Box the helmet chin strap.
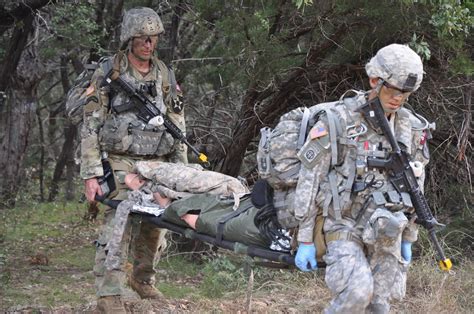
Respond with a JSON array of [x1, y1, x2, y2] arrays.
[[375, 79, 384, 94]]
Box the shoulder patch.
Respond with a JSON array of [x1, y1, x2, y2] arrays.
[[171, 96, 184, 113], [309, 126, 328, 139]]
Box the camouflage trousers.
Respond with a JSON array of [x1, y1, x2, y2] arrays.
[[93, 156, 167, 297], [323, 208, 409, 314]]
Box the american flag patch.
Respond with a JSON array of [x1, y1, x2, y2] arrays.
[[310, 126, 328, 139]]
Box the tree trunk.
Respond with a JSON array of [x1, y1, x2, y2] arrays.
[[36, 101, 46, 202], [48, 124, 77, 201], [90, 0, 124, 61], [219, 24, 349, 177], [165, 0, 185, 63], [48, 55, 79, 201], [0, 14, 40, 208]]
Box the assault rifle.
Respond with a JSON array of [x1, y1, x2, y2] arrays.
[[102, 71, 210, 167], [358, 97, 452, 271]]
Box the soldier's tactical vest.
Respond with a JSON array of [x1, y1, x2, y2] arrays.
[[261, 91, 431, 260], [98, 55, 183, 157], [313, 93, 431, 225]]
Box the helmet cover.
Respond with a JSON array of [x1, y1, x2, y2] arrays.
[[120, 7, 164, 46], [366, 44, 423, 92]]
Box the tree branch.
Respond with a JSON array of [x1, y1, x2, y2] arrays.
[[0, 0, 55, 35]]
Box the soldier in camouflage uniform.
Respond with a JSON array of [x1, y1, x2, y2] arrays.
[[293, 44, 431, 313], [80, 7, 187, 313]]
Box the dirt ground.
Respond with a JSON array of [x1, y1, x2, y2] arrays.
[[1, 203, 472, 313]]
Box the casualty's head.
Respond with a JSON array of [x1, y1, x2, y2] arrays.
[[366, 44, 424, 113], [120, 7, 164, 61]]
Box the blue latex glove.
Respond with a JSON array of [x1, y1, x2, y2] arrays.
[[401, 241, 412, 262], [295, 242, 317, 272]]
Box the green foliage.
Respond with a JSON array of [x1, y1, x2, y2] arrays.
[[158, 254, 201, 278], [0, 199, 97, 309], [429, 3, 473, 37], [52, 246, 94, 270], [425, 2, 473, 76], [158, 282, 197, 299], [409, 33, 431, 60], [183, 1, 307, 90], [293, 0, 313, 10], [41, 3, 100, 59], [1, 201, 85, 242], [450, 51, 474, 76], [200, 256, 246, 298]]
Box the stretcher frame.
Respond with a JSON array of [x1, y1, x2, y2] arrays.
[[99, 197, 326, 268]]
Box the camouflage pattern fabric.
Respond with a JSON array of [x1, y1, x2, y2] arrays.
[[294, 92, 429, 243], [104, 190, 161, 272], [257, 101, 341, 191], [293, 119, 332, 242], [101, 162, 250, 294], [82, 40, 186, 297], [292, 91, 431, 312], [365, 44, 423, 92], [323, 240, 373, 314], [80, 52, 187, 179], [120, 7, 164, 45], [135, 161, 249, 198], [92, 155, 167, 297], [363, 208, 410, 313]]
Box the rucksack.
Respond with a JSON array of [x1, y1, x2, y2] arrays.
[[65, 53, 179, 126], [255, 100, 347, 262], [256, 92, 370, 262], [256, 101, 345, 190], [65, 61, 108, 126]]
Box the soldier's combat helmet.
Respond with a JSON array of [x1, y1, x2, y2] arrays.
[[120, 7, 164, 46], [365, 44, 423, 92]]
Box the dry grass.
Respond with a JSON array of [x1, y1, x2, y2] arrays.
[[394, 258, 473, 314], [1, 201, 472, 313], [187, 255, 473, 313]]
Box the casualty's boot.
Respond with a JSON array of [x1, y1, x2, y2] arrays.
[[129, 277, 163, 299], [96, 296, 126, 313]]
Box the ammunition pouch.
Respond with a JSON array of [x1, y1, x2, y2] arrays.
[[99, 117, 175, 156]]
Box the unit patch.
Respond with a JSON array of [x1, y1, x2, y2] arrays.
[[297, 134, 329, 169]]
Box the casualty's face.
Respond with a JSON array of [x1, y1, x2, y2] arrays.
[[131, 35, 159, 61]]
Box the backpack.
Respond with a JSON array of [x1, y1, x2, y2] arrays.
[[65, 54, 179, 126], [256, 99, 354, 262], [256, 101, 345, 190]]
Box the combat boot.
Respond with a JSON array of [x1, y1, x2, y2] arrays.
[[96, 296, 126, 314], [129, 277, 163, 299]]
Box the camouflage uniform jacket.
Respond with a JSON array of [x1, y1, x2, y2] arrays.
[[80, 52, 187, 179], [294, 92, 431, 243]]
